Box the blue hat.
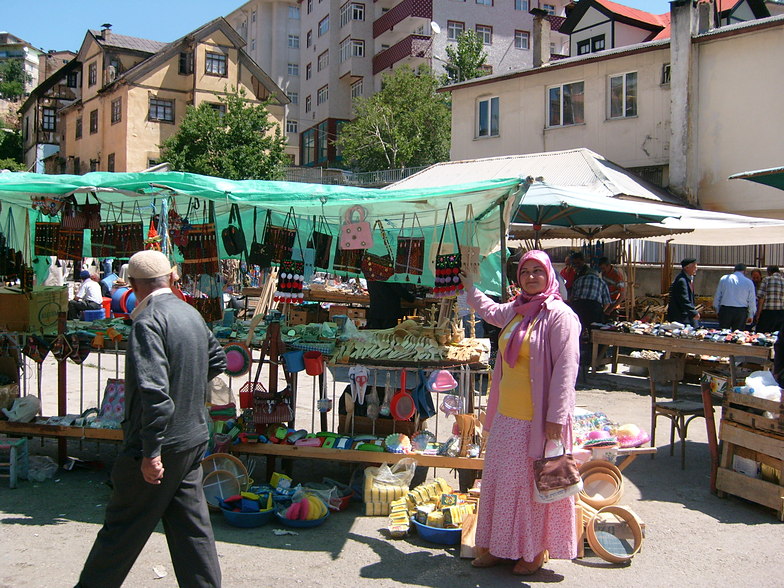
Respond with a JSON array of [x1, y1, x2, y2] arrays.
[[79, 270, 91, 280]]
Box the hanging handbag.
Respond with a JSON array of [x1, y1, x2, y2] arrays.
[[333, 243, 363, 275], [293, 245, 315, 282], [395, 212, 425, 277], [247, 208, 272, 268], [180, 200, 219, 275], [57, 227, 84, 262], [533, 445, 580, 492], [361, 220, 395, 281], [460, 204, 481, 279], [61, 194, 101, 231], [275, 223, 305, 304], [169, 198, 191, 248], [221, 203, 247, 257], [433, 202, 463, 297], [263, 208, 297, 264], [114, 202, 145, 258], [339, 205, 373, 250], [91, 203, 117, 258], [34, 211, 60, 257], [308, 214, 333, 270]]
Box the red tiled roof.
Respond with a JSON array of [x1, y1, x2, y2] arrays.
[[547, 15, 568, 32], [595, 0, 668, 28], [716, 0, 740, 12], [651, 12, 671, 40]]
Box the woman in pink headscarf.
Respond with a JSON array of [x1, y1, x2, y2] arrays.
[[462, 250, 581, 576]]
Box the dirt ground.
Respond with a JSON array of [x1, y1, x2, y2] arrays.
[[1, 366, 783, 588]]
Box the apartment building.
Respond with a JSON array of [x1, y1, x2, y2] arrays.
[[52, 19, 286, 174], [227, 0, 572, 167], [0, 32, 44, 95], [443, 0, 784, 217]]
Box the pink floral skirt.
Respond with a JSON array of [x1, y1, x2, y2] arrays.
[[475, 414, 576, 560]]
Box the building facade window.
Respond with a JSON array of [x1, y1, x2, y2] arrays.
[[339, 38, 365, 62], [351, 78, 363, 99], [476, 25, 493, 45], [179, 52, 194, 74], [89, 109, 98, 134], [90, 159, 98, 172], [341, 2, 365, 26], [306, 63, 312, 79], [661, 63, 671, 85], [88, 62, 97, 87], [609, 71, 637, 118], [111, 98, 122, 124], [307, 30, 312, 47], [75, 117, 82, 140], [251, 10, 256, 22], [548, 81, 584, 127], [317, 51, 329, 71], [317, 85, 328, 105], [149, 98, 174, 122], [476, 0, 492, 5], [318, 16, 330, 36], [288, 34, 300, 48], [42, 107, 56, 131], [514, 30, 529, 49], [67, 71, 78, 87], [307, 0, 312, 13], [107, 153, 115, 172], [209, 103, 227, 118], [288, 63, 299, 76], [286, 119, 298, 133], [592, 35, 605, 52], [289, 5, 300, 19], [578, 35, 606, 56], [477, 96, 499, 137], [305, 95, 311, 113], [251, 38, 256, 51], [514, 0, 528, 9], [302, 128, 315, 165], [74, 157, 80, 174], [543, 3, 556, 14], [205, 52, 227, 76], [287, 91, 299, 104], [447, 21, 465, 41], [317, 120, 328, 162]]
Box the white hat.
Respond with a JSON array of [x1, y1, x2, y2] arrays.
[[127, 251, 175, 279]]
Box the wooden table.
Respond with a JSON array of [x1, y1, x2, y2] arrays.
[[591, 330, 772, 383], [0, 420, 123, 441]]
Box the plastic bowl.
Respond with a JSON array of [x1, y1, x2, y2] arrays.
[[221, 506, 275, 528], [411, 518, 462, 546], [275, 510, 330, 528]]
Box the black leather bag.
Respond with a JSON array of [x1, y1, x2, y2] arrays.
[[248, 208, 272, 268], [221, 203, 247, 257]]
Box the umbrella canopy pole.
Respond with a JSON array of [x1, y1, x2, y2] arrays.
[[500, 201, 508, 302]]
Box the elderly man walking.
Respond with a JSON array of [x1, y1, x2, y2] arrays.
[[755, 265, 784, 334], [714, 263, 756, 331], [76, 250, 226, 588]]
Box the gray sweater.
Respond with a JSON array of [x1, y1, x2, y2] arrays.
[[122, 293, 226, 458]]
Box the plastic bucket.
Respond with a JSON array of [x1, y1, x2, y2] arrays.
[[282, 350, 306, 373], [110, 287, 129, 314], [101, 297, 112, 318], [303, 351, 323, 376], [121, 289, 137, 314]]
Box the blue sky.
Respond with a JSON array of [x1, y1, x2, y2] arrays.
[[5, 0, 674, 52]]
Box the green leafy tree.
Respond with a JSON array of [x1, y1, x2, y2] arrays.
[[0, 59, 31, 100], [336, 65, 450, 172], [443, 31, 488, 84], [0, 157, 25, 171], [0, 122, 22, 166], [160, 88, 287, 180]]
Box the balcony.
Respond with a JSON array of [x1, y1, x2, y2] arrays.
[[372, 34, 430, 75], [373, 0, 432, 39]]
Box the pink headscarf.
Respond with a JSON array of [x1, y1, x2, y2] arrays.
[[504, 250, 562, 368]]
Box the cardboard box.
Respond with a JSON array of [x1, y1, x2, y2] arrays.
[[0, 286, 68, 334]]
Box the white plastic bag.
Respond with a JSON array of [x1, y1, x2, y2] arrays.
[[2, 395, 40, 423], [27, 455, 58, 482], [207, 376, 235, 406], [373, 457, 417, 487]]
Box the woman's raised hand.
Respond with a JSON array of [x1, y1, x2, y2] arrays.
[[460, 271, 474, 291]]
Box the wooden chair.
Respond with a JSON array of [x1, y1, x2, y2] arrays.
[[648, 358, 706, 469]]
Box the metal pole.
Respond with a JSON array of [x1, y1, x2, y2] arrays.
[[500, 201, 508, 302]]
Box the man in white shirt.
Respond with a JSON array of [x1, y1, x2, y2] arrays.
[[68, 271, 104, 319], [713, 263, 757, 331]]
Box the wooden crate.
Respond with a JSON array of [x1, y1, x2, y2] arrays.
[[716, 389, 784, 519]]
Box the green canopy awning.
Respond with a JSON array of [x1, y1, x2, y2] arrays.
[[729, 166, 784, 191]]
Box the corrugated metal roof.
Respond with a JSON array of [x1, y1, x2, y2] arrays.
[[89, 30, 168, 54], [386, 148, 686, 205]]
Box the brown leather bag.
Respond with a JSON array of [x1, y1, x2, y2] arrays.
[[533, 447, 580, 492]]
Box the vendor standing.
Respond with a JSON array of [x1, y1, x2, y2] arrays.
[[67, 271, 103, 319], [366, 281, 416, 329], [598, 257, 626, 317], [667, 258, 700, 327]]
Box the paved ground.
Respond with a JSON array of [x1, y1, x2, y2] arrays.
[[1, 367, 783, 587]]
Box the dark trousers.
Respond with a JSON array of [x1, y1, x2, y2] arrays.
[[718, 305, 748, 331], [756, 309, 784, 334], [68, 299, 101, 320], [76, 443, 220, 588]]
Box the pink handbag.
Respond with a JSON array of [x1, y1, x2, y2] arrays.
[[339, 205, 373, 250]]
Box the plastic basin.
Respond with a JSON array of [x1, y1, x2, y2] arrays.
[[411, 518, 462, 545], [221, 506, 275, 528]]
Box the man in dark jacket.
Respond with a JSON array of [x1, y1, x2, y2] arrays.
[[366, 280, 417, 329], [77, 251, 226, 588], [667, 257, 700, 327]]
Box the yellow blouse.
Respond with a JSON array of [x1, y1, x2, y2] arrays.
[[497, 314, 535, 421]]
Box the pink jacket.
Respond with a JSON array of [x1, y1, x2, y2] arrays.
[[466, 286, 581, 458]]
